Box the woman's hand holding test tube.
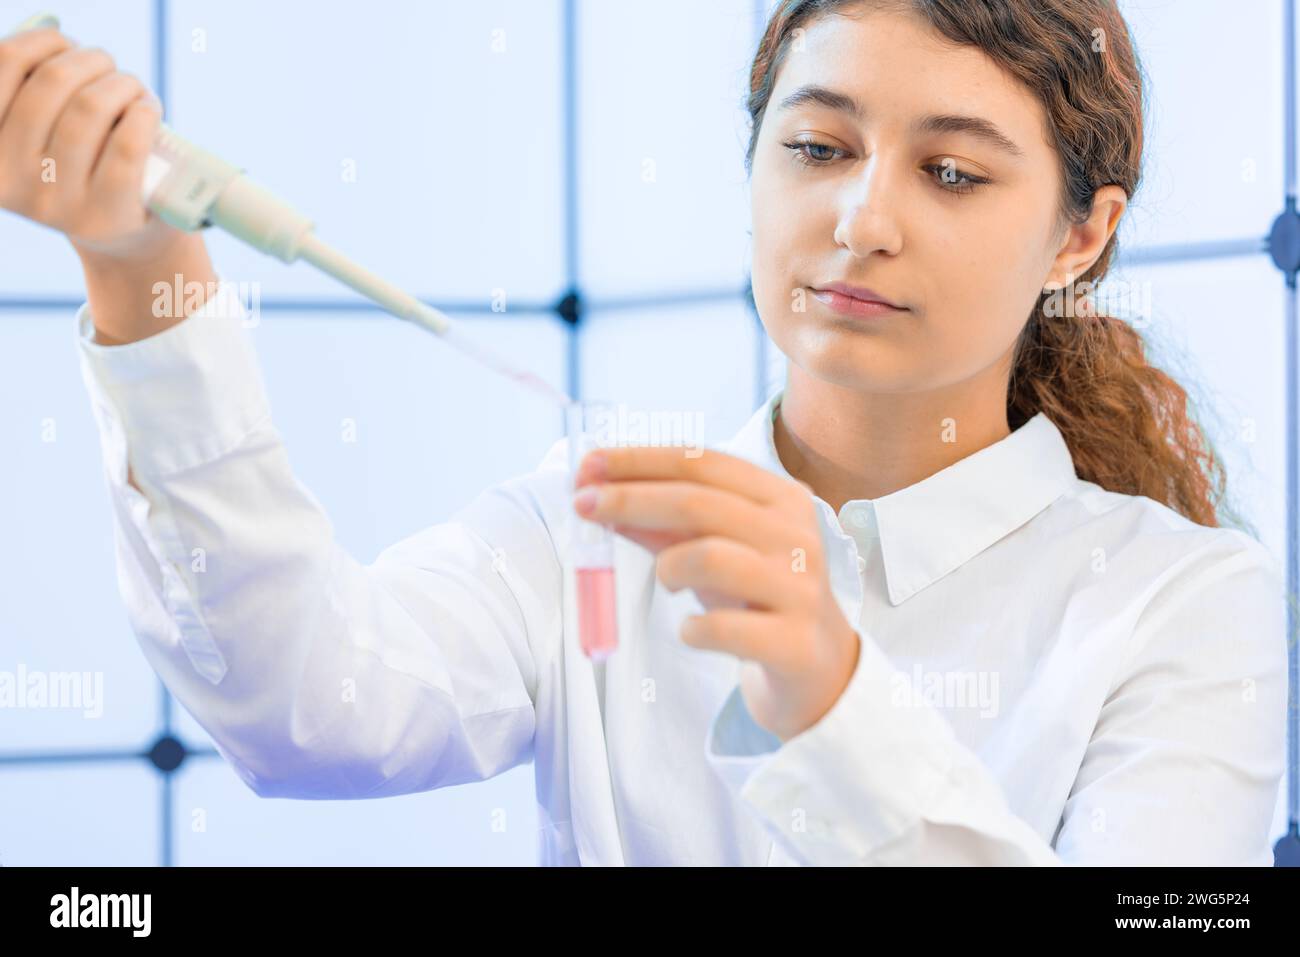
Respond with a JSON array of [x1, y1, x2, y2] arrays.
[[572, 445, 862, 743]]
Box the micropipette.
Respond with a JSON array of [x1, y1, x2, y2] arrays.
[[7, 11, 572, 407]]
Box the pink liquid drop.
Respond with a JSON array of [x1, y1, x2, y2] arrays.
[[440, 325, 573, 407], [576, 566, 618, 660]]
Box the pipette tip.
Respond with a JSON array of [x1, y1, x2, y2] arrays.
[[406, 301, 453, 337]]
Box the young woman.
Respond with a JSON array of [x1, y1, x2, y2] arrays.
[[0, 0, 1286, 865]]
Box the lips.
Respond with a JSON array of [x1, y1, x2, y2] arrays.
[[813, 282, 905, 309], [809, 283, 907, 320]]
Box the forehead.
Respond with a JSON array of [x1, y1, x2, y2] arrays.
[[771, 7, 1051, 155]]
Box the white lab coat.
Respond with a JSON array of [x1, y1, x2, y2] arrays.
[[74, 277, 1288, 865]]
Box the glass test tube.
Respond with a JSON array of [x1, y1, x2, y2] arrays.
[[566, 399, 619, 661]]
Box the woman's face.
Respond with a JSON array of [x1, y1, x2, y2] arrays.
[[750, 6, 1072, 396]]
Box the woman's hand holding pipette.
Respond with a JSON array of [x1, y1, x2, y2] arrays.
[[0, 24, 169, 256], [0, 22, 213, 343], [573, 446, 861, 744]]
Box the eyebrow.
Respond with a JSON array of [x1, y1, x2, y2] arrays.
[[776, 84, 1026, 159]]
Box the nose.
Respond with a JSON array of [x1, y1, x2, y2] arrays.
[[833, 155, 904, 258]]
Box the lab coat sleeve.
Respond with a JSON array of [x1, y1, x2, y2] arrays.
[[75, 277, 561, 800], [703, 533, 1288, 866]]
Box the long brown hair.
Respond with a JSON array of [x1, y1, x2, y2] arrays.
[[746, 0, 1250, 534]]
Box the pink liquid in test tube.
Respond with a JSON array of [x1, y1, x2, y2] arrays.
[[576, 566, 618, 660], [567, 400, 620, 660]]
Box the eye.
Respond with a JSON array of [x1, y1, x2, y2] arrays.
[[922, 160, 991, 195], [781, 139, 991, 195], [782, 137, 846, 167]]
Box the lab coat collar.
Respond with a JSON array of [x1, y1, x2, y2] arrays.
[[720, 389, 1079, 607]]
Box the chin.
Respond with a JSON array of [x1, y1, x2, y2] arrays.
[[791, 348, 918, 395], [778, 329, 910, 391]]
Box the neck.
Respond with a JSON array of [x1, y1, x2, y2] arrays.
[[773, 361, 1014, 513]]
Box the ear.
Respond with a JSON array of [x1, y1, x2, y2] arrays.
[[1042, 185, 1127, 291]]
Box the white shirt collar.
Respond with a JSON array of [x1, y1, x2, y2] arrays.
[[721, 389, 1080, 607]]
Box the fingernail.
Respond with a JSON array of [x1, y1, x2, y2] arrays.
[[573, 486, 602, 516], [579, 450, 608, 482]]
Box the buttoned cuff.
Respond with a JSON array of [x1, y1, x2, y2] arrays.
[[703, 627, 958, 865], [74, 274, 273, 484]]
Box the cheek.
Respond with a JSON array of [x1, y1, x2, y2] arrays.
[[750, 166, 801, 256], [922, 267, 1031, 363], [750, 194, 796, 324], [924, 213, 1046, 325], [898, 222, 1044, 383], [750, 169, 825, 330]]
